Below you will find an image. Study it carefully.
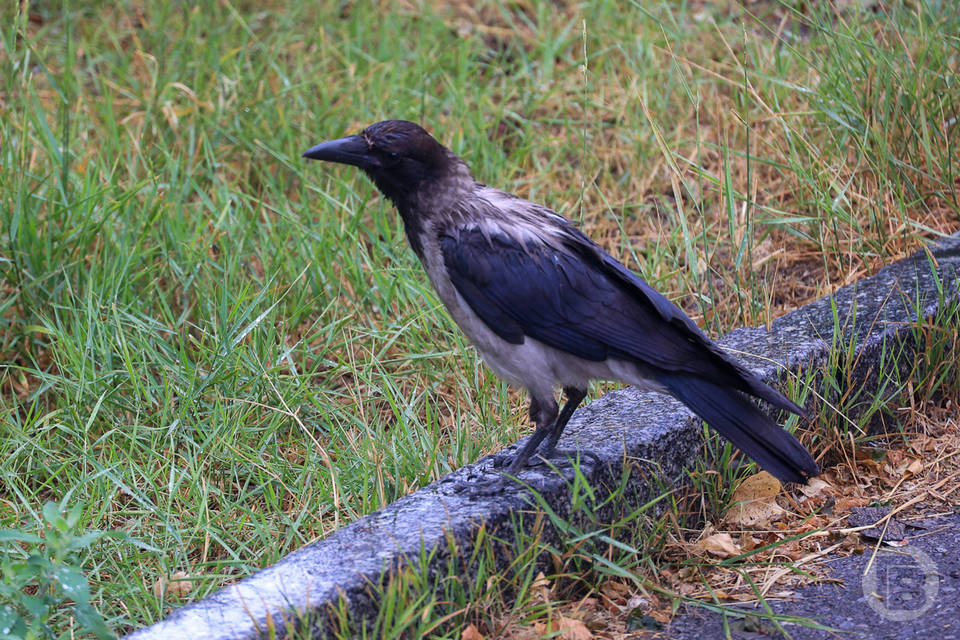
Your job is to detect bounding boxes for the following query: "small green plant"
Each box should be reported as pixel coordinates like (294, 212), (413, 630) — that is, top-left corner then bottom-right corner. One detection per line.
(0, 501), (116, 640)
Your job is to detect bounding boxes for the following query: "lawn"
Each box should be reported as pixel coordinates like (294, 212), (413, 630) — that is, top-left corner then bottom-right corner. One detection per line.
(1, 0), (958, 636)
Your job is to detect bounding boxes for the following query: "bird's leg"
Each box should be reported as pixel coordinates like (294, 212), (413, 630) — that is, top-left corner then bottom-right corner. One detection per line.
(537, 386), (587, 458)
(524, 387), (600, 465)
(503, 395), (559, 475)
(459, 391), (593, 495)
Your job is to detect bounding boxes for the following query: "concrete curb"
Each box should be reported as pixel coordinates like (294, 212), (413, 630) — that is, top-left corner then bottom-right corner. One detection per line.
(126, 232), (960, 639)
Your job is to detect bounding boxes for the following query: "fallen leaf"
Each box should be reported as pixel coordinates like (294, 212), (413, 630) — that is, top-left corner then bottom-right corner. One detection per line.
(737, 534), (760, 552)
(536, 616), (593, 640)
(461, 623), (484, 640)
(725, 472), (785, 527)
(698, 533), (742, 558)
(733, 471), (781, 499)
(799, 477), (830, 497)
(560, 616), (593, 640)
(152, 570), (193, 599)
(531, 571), (554, 603)
(855, 448), (884, 476)
(835, 495), (871, 512)
(598, 580), (630, 612)
(599, 580), (631, 598)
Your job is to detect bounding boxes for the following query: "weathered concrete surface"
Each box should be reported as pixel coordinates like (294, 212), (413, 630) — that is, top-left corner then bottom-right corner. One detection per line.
(125, 232), (960, 640)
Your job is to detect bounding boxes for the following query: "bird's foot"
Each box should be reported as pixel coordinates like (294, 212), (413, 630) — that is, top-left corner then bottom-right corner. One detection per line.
(447, 447), (600, 497)
(529, 447), (601, 470)
(486, 449), (518, 469)
(442, 450), (521, 496)
(449, 468), (522, 496)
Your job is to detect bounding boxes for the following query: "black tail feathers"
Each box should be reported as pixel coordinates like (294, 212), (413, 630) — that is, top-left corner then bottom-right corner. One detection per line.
(659, 374), (819, 484)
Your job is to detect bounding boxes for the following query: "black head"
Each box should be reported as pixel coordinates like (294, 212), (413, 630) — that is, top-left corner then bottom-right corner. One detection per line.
(303, 120), (463, 204)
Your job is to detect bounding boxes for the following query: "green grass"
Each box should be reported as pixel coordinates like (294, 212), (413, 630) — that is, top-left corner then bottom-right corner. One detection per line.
(1, 0), (958, 636)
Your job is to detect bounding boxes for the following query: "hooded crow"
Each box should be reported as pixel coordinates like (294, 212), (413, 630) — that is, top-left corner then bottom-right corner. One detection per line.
(304, 120), (818, 484)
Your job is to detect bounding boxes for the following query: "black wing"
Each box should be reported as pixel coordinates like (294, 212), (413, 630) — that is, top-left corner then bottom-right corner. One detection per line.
(440, 225), (751, 388)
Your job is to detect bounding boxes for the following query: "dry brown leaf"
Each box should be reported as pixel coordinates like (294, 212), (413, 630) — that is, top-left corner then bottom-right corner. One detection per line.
(725, 472), (785, 527)
(599, 580), (631, 599)
(598, 579), (631, 612)
(737, 534), (761, 552)
(648, 607), (672, 624)
(906, 458), (924, 476)
(461, 623), (484, 640)
(734, 471), (782, 499)
(728, 592), (759, 602)
(532, 571), (553, 602)
(855, 449), (884, 476)
(726, 499), (785, 528)
(834, 495), (870, 512)
(799, 477), (830, 497)
(152, 570), (193, 599)
(533, 616), (593, 640)
(559, 617), (593, 640)
(698, 533), (742, 558)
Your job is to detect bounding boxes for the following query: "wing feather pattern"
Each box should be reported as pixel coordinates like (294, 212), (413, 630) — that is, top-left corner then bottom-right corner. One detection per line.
(441, 226), (755, 386)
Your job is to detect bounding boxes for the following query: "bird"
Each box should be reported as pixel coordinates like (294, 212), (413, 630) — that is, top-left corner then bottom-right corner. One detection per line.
(303, 120), (819, 484)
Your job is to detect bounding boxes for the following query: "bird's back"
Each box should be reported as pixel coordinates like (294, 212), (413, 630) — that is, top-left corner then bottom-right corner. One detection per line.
(419, 185), (800, 413)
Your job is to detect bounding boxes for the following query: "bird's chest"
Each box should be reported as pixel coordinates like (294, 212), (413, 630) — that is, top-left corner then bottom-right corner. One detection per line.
(417, 233), (498, 350)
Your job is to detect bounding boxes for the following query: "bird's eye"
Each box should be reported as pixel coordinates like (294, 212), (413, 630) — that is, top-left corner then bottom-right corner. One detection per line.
(389, 152), (400, 161)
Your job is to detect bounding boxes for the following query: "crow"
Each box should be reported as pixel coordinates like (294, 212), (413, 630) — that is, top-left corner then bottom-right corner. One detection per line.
(303, 120), (818, 484)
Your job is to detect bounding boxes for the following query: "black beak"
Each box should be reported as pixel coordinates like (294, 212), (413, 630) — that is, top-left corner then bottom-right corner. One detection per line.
(302, 135), (378, 169)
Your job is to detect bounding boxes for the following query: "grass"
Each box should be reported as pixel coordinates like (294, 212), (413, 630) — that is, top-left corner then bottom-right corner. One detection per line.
(1, 0), (958, 636)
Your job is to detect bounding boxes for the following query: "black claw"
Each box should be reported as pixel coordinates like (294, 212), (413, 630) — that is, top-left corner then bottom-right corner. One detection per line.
(529, 447), (601, 469)
(452, 470), (519, 496)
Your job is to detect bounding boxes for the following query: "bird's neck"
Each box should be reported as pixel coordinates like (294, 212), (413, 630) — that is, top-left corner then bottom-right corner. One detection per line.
(394, 162), (475, 260)
(396, 201), (428, 259)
